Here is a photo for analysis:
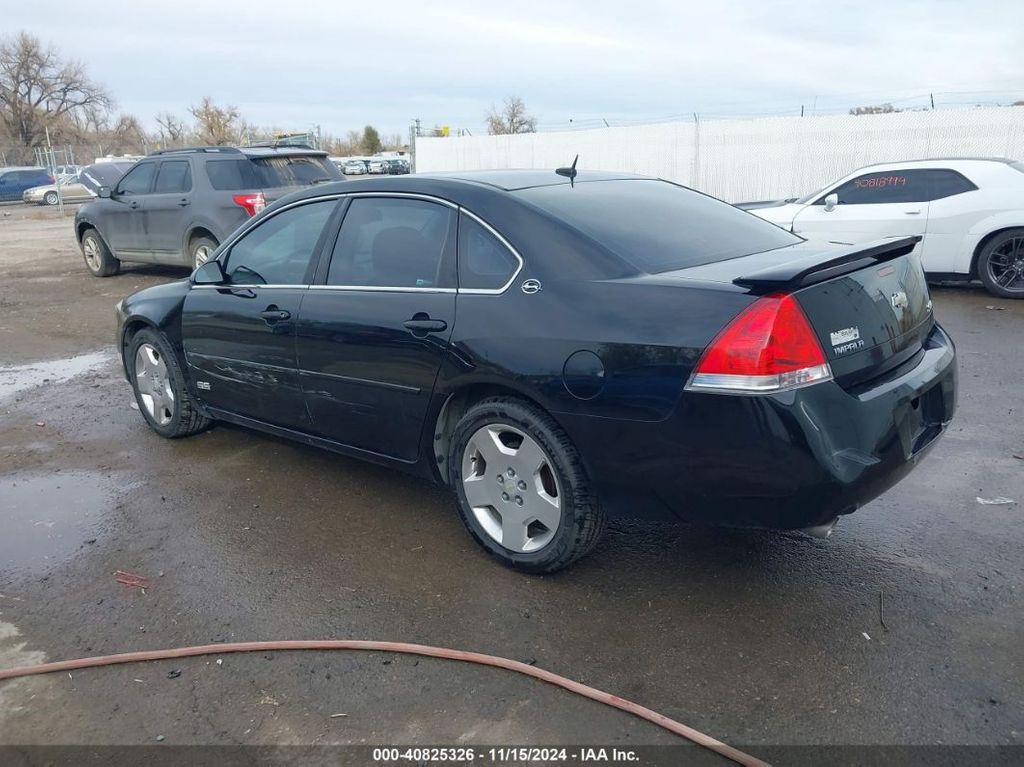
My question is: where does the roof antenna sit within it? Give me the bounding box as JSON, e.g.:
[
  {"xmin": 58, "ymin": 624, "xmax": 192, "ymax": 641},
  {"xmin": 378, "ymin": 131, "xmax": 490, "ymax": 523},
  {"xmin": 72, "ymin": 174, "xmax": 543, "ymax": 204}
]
[{"xmin": 555, "ymin": 155, "xmax": 579, "ymax": 187}]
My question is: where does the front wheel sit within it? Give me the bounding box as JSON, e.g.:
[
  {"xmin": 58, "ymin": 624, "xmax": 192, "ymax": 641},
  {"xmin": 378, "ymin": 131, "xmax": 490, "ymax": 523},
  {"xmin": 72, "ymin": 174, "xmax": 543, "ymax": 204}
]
[
  {"xmin": 81, "ymin": 229, "xmax": 120, "ymax": 277},
  {"xmin": 978, "ymin": 228, "xmax": 1024, "ymax": 298},
  {"xmin": 128, "ymin": 328, "xmax": 210, "ymax": 438},
  {"xmin": 44, "ymin": 191, "xmax": 59, "ymax": 206},
  {"xmin": 448, "ymin": 397, "xmax": 606, "ymax": 573}
]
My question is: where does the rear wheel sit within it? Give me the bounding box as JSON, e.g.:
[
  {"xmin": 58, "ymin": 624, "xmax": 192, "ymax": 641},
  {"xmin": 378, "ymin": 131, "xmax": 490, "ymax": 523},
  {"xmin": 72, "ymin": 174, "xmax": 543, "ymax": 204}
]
[
  {"xmin": 128, "ymin": 328, "xmax": 210, "ymax": 438},
  {"xmin": 449, "ymin": 397, "xmax": 606, "ymax": 573},
  {"xmin": 81, "ymin": 229, "xmax": 120, "ymax": 277},
  {"xmin": 190, "ymin": 236, "xmax": 218, "ymax": 269},
  {"xmin": 978, "ymin": 228, "xmax": 1024, "ymax": 298},
  {"xmin": 43, "ymin": 191, "xmax": 58, "ymax": 206}
]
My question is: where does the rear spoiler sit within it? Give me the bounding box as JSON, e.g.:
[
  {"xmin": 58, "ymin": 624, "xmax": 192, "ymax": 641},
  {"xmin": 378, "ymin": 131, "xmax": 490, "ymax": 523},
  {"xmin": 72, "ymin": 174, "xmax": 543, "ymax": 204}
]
[{"xmin": 733, "ymin": 236, "xmax": 921, "ymax": 293}]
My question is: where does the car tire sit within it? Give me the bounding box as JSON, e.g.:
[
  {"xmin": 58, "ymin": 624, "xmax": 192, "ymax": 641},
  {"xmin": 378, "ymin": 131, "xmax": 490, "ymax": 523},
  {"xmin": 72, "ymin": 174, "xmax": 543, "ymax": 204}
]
[
  {"xmin": 977, "ymin": 228, "xmax": 1024, "ymax": 298},
  {"xmin": 81, "ymin": 229, "xmax": 120, "ymax": 277},
  {"xmin": 44, "ymin": 191, "xmax": 58, "ymax": 206},
  {"xmin": 190, "ymin": 236, "xmax": 218, "ymax": 269},
  {"xmin": 448, "ymin": 397, "xmax": 606, "ymax": 573},
  {"xmin": 128, "ymin": 328, "xmax": 211, "ymax": 439}
]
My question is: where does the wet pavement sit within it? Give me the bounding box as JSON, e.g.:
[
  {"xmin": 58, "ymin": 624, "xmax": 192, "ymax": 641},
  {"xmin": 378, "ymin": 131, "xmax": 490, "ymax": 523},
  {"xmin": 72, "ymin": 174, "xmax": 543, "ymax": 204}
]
[{"xmin": 0, "ymin": 205, "xmax": 1021, "ymax": 756}]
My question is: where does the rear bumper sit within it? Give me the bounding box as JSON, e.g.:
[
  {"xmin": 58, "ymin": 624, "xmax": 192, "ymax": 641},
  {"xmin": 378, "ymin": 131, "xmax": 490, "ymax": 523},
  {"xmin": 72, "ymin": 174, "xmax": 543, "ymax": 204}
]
[{"xmin": 557, "ymin": 322, "xmax": 957, "ymax": 529}]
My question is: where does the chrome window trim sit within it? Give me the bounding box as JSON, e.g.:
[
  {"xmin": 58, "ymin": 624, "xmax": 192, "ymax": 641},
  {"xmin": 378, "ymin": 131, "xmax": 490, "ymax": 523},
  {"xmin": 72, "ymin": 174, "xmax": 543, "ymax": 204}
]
[
  {"xmin": 456, "ymin": 208, "xmax": 524, "ymax": 295},
  {"xmin": 197, "ymin": 191, "xmax": 525, "ymax": 296}
]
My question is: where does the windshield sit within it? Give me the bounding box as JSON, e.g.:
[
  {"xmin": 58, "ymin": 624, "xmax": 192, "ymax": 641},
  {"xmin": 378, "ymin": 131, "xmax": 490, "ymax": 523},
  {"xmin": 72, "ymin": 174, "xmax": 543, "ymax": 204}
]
[{"xmin": 517, "ymin": 179, "xmax": 801, "ymax": 273}]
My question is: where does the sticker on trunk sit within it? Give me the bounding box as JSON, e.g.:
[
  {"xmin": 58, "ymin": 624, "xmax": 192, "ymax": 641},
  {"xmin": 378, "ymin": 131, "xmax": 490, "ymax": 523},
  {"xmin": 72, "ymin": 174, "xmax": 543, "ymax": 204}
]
[{"xmin": 830, "ymin": 327, "xmax": 860, "ymax": 347}]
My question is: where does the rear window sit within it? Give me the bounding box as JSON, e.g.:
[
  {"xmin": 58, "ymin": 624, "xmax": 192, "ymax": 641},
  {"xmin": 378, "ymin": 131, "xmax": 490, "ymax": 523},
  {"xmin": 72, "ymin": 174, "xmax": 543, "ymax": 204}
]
[
  {"xmin": 205, "ymin": 155, "xmax": 339, "ymax": 191},
  {"xmin": 516, "ymin": 180, "xmax": 800, "ymax": 273}
]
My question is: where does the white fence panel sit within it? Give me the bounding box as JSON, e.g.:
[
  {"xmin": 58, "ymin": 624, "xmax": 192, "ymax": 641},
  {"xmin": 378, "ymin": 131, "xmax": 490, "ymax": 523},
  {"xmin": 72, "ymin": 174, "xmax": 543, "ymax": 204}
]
[{"xmin": 416, "ymin": 108, "xmax": 1024, "ymax": 202}]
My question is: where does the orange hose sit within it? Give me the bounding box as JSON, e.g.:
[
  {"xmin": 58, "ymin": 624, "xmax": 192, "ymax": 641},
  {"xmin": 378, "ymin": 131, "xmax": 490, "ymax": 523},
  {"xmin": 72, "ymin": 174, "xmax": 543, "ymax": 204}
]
[{"xmin": 0, "ymin": 639, "xmax": 768, "ymax": 767}]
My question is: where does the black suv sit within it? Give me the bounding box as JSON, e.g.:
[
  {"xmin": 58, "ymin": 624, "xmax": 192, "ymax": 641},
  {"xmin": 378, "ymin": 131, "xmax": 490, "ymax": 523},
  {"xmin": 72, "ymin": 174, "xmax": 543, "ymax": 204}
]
[{"xmin": 74, "ymin": 146, "xmax": 341, "ymax": 276}]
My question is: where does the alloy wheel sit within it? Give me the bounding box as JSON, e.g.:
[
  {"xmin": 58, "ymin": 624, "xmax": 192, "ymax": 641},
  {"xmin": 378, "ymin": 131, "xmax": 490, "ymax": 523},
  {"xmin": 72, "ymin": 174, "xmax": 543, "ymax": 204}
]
[
  {"xmin": 193, "ymin": 245, "xmax": 211, "ymax": 268},
  {"xmin": 461, "ymin": 424, "xmax": 561, "ymax": 553},
  {"xmin": 135, "ymin": 343, "xmax": 175, "ymax": 426},
  {"xmin": 987, "ymin": 236, "xmax": 1024, "ymax": 294},
  {"xmin": 82, "ymin": 236, "xmax": 101, "ymax": 272}
]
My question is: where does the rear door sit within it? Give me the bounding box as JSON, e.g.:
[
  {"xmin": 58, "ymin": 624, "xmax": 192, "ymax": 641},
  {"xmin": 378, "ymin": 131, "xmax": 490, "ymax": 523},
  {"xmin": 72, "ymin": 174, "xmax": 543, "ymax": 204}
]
[
  {"xmin": 182, "ymin": 198, "xmax": 339, "ymax": 429},
  {"xmin": 295, "ymin": 195, "xmax": 457, "ymax": 460},
  {"xmin": 145, "ymin": 159, "xmax": 194, "ymax": 261},
  {"xmin": 107, "ymin": 161, "xmax": 157, "ymax": 255},
  {"xmin": 791, "ymin": 169, "xmax": 930, "ymax": 247}
]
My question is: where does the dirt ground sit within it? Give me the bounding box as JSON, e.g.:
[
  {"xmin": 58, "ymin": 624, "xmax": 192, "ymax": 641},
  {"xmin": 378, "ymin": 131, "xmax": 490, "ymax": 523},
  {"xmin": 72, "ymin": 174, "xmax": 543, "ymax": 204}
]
[{"xmin": 0, "ymin": 203, "xmax": 1022, "ymax": 763}]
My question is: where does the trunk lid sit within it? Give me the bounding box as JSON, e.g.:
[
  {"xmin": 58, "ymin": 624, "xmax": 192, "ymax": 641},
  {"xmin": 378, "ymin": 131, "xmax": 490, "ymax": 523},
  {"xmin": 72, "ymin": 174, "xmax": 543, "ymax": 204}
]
[{"xmin": 667, "ymin": 237, "xmax": 934, "ymax": 387}]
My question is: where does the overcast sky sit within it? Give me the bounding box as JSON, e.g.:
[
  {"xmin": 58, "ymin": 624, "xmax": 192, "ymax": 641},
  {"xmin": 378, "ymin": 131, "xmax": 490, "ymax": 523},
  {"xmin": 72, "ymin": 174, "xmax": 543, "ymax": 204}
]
[{"xmin": 6, "ymin": 0, "xmax": 1024, "ymax": 138}]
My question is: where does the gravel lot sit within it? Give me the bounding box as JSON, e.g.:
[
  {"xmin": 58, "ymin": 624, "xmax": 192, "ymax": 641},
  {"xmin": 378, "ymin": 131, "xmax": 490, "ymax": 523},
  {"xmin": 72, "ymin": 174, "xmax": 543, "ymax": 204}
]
[{"xmin": 0, "ymin": 204, "xmax": 1021, "ymax": 762}]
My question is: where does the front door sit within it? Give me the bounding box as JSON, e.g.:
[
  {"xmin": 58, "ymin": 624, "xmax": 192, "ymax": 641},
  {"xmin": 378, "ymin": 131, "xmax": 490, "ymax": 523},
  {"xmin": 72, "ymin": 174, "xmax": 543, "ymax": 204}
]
[
  {"xmin": 792, "ymin": 168, "xmax": 930, "ymax": 249},
  {"xmin": 106, "ymin": 160, "xmax": 157, "ymax": 256},
  {"xmin": 145, "ymin": 159, "xmax": 194, "ymax": 262},
  {"xmin": 296, "ymin": 195, "xmax": 457, "ymax": 461},
  {"xmin": 182, "ymin": 198, "xmax": 338, "ymax": 429}
]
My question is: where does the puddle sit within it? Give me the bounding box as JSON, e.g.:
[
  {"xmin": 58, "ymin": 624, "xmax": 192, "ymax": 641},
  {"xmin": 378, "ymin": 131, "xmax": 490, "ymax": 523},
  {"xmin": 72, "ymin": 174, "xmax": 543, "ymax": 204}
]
[
  {"xmin": 0, "ymin": 472, "xmax": 116, "ymax": 574},
  {"xmin": 0, "ymin": 351, "xmax": 115, "ymax": 402}
]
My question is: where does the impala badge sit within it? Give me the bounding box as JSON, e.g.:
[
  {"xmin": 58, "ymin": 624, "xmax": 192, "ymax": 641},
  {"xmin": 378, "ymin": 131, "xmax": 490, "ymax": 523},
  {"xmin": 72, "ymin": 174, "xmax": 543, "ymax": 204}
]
[
  {"xmin": 830, "ymin": 326, "xmax": 860, "ymax": 347},
  {"xmin": 891, "ymin": 290, "xmax": 909, "ymax": 309}
]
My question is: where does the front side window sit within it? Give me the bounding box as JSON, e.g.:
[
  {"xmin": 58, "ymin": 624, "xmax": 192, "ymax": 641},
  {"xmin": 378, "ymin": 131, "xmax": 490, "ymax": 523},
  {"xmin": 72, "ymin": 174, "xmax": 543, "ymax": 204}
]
[
  {"xmin": 117, "ymin": 163, "xmax": 156, "ymax": 196},
  {"xmin": 820, "ymin": 170, "xmax": 931, "ymax": 205},
  {"xmin": 223, "ymin": 200, "xmax": 336, "ymax": 285},
  {"xmin": 327, "ymin": 197, "xmax": 455, "ymax": 288},
  {"xmin": 153, "ymin": 161, "xmax": 192, "ymax": 194},
  {"xmin": 458, "ymin": 214, "xmax": 519, "ymax": 290}
]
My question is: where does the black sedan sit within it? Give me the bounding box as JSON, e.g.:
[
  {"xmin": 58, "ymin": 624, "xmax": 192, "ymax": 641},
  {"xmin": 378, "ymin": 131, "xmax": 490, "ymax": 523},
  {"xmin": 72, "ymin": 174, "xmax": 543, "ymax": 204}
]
[{"xmin": 115, "ymin": 170, "xmax": 957, "ymax": 572}]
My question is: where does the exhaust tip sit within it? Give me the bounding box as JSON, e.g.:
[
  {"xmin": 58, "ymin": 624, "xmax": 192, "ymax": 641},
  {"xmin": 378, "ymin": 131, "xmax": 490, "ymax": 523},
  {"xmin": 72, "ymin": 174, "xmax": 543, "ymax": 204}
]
[{"xmin": 800, "ymin": 517, "xmax": 839, "ymax": 539}]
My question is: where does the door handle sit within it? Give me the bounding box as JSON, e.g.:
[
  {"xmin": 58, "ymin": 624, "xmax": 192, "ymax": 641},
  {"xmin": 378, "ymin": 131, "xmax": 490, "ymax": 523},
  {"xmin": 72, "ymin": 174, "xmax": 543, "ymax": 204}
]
[
  {"xmin": 904, "ymin": 210, "xmax": 922, "ymax": 215},
  {"xmin": 259, "ymin": 306, "xmax": 291, "ymax": 323},
  {"xmin": 129, "ymin": 201, "xmax": 140, "ymax": 209},
  {"xmin": 177, "ymin": 198, "xmax": 189, "ymax": 207},
  {"xmin": 403, "ymin": 317, "xmax": 447, "ymax": 334}
]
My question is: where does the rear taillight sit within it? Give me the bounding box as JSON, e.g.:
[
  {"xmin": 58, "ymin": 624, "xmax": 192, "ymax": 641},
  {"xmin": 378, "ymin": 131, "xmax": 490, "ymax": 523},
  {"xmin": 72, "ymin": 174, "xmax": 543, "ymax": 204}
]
[
  {"xmin": 232, "ymin": 191, "xmax": 266, "ymax": 217},
  {"xmin": 686, "ymin": 293, "xmax": 832, "ymax": 394}
]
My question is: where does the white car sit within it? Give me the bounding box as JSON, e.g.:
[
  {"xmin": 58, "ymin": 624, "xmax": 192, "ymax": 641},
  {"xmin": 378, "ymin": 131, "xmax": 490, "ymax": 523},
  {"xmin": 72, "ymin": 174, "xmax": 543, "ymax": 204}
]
[
  {"xmin": 343, "ymin": 160, "xmax": 367, "ymax": 175},
  {"xmin": 741, "ymin": 158, "xmax": 1024, "ymax": 298}
]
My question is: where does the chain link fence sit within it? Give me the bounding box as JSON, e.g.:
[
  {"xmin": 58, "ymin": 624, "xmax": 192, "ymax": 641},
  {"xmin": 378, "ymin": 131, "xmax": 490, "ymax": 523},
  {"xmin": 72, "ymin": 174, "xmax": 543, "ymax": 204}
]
[{"xmin": 415, "ymin": 107, "xmax": 1024, "ymax": 203}]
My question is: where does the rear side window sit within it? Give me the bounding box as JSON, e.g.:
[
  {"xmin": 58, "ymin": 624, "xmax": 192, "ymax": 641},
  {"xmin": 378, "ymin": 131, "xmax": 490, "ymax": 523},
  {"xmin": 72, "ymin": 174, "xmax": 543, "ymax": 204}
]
[
  {"xmin": 458, "ymin": 214, "xmax": 519, "ymax": 290},
  {"xmin": 205, "ymin": 160, "xmax": 253, "ymax": 190},
  {"xmin": 822, "ymin": 170, "xmax": 931, "ymax": 205},
  {"xmin": 926, "ymin": 169, "xmax": 977, "ymax": 200},
  {"xmin": 153, "ymin": 161, "xmax": 192, "ymax": 194},
  {"xmin": 517, "ymin": 180, "xmax": 800, "ymax": 273},
  {"xmin": 327, "ymin": 197, "xmax": 455, "ymax": 288},
  {"xmin": 117, "ymin": 163, "xmax": 156, "ymax": 195},
  {"xmin": 224, "ymin": 200, "xmax": 336, "ymax": 285}
]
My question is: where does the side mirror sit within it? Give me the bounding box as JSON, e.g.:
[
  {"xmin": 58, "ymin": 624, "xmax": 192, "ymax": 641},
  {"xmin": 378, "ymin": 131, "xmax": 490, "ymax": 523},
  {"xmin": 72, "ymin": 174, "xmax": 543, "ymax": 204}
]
[
  {"xmin": 823, "ymin": 193, "xmax": 838, "ymax": 212},
  {"xmin": 192, "ymin": 259, "xmax": 226, "ymax": 285},
  {"xmin": 98, "ymin": 186, "xmax": 111, "ymax": 199}
]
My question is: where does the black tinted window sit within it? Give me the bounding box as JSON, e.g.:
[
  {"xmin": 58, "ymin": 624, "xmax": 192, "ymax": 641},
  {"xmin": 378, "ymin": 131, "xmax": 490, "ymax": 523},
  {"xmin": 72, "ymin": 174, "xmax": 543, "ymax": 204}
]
[
  {"xmin": 823, "ymin": 170, "xmax": 931, "ymax": 205},
  {"xmin": 205, "ymin": 156, "xmax": 338, "ymax": 190},
  {"xmin": 327, "ymin": 197, "xmax": 455, "ymax": 288},
  {"xmin": 224, "ymin": 200, "xmax": 336, "ymax": 285},
  {"xmin": 927, "ymin": 169, "xmax": 977, "ymax": 200},
  {"xmin": 117, "ymin": 163, "xmax": 156, "ymax": 195},
  {"xmin": 459, "ymin": 214, "xmax": 519, "ymax": 290},
  {"xmin": 153, "ymin": 161, "xmax": 192, "ymax": 193},
  {"xmin": 517, "ymin": 180, "xmax": 800, "ymax": 273}
]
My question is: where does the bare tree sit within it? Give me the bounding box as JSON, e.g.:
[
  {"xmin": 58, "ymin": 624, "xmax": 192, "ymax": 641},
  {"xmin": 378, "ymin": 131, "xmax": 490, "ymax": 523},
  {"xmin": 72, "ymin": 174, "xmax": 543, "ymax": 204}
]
[
  {"xmin": 486, "ymin": 96, "xmax": 537, "ymax": 135},
  {"xmin": 849, "ymin": 103, "xmax": 900, "ymax": 116},
  {"xmin": 0, "ymin": 31, "xmax": 113, "ymax": 149},
  {"xmin": 189, "ymin": 97, "xmax": 242, "ymax": 145},
  {"xmin": 382, "ymin": 132, "xmax": 404, "ymax": 150},
  {"xmin": 155, "ymin": 111, "xmax": 188, "ymax": 147}
]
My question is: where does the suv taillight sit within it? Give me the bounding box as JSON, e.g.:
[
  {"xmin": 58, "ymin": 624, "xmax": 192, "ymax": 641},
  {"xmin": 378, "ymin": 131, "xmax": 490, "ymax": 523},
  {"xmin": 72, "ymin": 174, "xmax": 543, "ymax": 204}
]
[
  {"xmin": 686, "ymin": 294, "xmax": 832, "ymax": 394},
  {"xmin": 232, "ymin": 192, "xmax": 266, "ymax": 217}
]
